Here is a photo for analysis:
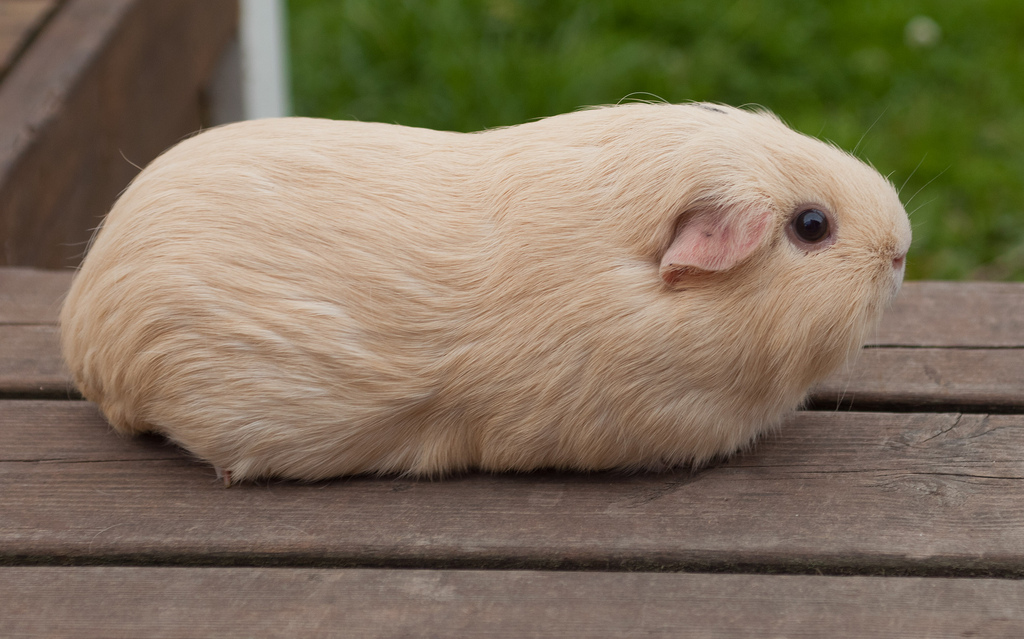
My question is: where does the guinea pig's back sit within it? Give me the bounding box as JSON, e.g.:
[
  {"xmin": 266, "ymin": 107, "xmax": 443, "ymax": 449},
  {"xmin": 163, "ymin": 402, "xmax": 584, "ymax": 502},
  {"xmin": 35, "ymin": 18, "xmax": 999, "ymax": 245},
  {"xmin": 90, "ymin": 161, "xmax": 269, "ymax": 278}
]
[{"xmin": 60, "ymin": 118, "xmax": 491, "ymax": 478}]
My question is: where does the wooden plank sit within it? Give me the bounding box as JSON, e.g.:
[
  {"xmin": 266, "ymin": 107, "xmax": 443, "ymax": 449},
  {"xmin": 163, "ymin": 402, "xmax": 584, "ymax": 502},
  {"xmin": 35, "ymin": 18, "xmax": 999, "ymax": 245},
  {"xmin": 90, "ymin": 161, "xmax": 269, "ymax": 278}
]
[
  {"xmin": 1, "ymin": 568, "xmax": 1022, "ymax": 638},
  {"xmin": 3, "ymin": 401, "xmax": 1024, "ymax": 574},
  {"xmin": 0, "ymin": 401, "xmax": 169, "ymax": 461},
  {"xmin": 0, "ymin": 0, "xmax": 57, "ymax": 78},
  {"xmin": 0, "ymin": 269, "xmax": 71, "ymax": 397},
  {"xmin": 809, "ymin": 347, "xmax": 1024, "ymax": 412},
  {"xmin": 0, "ymin": 0, "xmax": 238, "ymax": 268},
  {"xmin": 0, "ymin": 325, "xmax": 71, "ymax": 397},
  {"xmin": 868, "ymin": 281, "xmax": 1024, "ymax": 348},
  {"xmin": 0, "ymin": 267, "xmax": 72, "ymax": 323}
]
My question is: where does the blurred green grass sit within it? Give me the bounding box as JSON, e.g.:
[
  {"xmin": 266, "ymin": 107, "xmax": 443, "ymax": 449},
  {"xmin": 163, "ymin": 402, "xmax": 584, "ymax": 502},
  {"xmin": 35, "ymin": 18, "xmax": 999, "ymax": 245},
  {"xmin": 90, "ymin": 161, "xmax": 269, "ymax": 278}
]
[{"xmin": 287, "ymin": 0, "xmax": 1024, "ymax": 281}]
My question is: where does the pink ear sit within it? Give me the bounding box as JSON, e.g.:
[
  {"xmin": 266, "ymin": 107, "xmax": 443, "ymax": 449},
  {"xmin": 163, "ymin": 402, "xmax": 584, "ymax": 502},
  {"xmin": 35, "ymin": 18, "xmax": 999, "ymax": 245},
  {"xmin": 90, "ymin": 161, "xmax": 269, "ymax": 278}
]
[{"xmin": 659, "ymin": 206, "xmax": 772, "ymax": 285}]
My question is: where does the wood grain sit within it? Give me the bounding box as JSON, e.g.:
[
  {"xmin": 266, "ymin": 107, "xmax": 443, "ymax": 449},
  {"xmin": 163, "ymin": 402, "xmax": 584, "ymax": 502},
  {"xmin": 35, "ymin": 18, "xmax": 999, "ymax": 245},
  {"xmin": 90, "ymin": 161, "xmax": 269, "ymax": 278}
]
[
  {"xmin": 868, "ymin": 281, "xmax": 1024, "ymax": 347},
  {"xmin": 0, "ymin": 0, "xmax": 57, "ymax": 78},
  {"xmin": 2, "ymin": 567, "xmax": 1022, "ymax": 638},
  {"xmin": 0, "ymin": 268, "xmax": 72, "ymax": 397},
  {"xmin": 0, "ymin": 325, "xmax": 71, "ymax": 397},
  {"xmin": 0, "ymin": 267, "xmax": 72, "ymax": 323},
  {"xmin": 0, "ymin": 0, "xmax": 238, "ymax": 268},
  {"xmin": 3, "ymin": 401, "xmax": 1024, "ymax": 574},
  {"xmin": 809, "ymin": 347, "xmax": 1024, "ymax": 412}
]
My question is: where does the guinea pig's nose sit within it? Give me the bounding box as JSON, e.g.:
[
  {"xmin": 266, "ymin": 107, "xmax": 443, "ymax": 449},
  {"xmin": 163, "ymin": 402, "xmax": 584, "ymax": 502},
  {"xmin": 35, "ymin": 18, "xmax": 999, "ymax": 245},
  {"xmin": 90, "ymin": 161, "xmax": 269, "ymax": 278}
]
[{"xmin": 892, "ymin": 253, "xmax": 906, "ymax": 270}]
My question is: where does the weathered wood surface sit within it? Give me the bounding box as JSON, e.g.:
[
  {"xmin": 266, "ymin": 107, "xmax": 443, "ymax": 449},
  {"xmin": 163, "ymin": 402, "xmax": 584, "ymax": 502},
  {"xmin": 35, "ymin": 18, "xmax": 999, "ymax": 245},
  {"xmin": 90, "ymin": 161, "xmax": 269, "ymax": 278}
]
[
  {"xmin": 3, "ymin": 401, "xmax": 1023, "ymax": 574},
  {"xmin": 865, "ymin": 281, "xmax": 1024, "ymax": 347},
  {"xmin": 808, "ymin": 348, "xmax": 1024, "ymax": 412},
  {"xmin": 0, "ymin": 269, "xmax": 73, "ymax": 396},
  {"xmin": 0, "ymin": 0, "xmax": 238, "ymax": 268},
  {"xmin": 0, "ymin": 0, "xmax": 57, "ymax": 78},
  {"xmin": 2, "ymin": 567, "xmax": 1022, "ymax": 639},
  {"xmin": 0, "ymin": 325, "xmax": 70, "ymax": 397},
  {"xmin": 3, "ymin": 271, "xmax": 1022, "ymax": 409},
  {"xmin": 0, "ymin": 267, "xmax": 71, "ymax": 323}
]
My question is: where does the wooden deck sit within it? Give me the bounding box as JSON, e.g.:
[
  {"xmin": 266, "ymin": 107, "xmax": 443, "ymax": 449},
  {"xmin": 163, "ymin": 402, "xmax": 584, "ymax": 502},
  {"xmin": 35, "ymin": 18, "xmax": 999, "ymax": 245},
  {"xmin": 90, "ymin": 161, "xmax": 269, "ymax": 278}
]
[{"xmin": 3, "ymin": 267, "xmax": 1024, "ymax": 636}]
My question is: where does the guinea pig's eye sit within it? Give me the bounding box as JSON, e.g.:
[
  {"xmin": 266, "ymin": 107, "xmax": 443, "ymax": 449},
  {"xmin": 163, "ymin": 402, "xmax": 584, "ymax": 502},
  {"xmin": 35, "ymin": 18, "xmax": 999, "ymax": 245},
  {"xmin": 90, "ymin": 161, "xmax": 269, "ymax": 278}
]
[{"xmin": 793, "ymin": 209, "xmax": 829, "ymax": 243}]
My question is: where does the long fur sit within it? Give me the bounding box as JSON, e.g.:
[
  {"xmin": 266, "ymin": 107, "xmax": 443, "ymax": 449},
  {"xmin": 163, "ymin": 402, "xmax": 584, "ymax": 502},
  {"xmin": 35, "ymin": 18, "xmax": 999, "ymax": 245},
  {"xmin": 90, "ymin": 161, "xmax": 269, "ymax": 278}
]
[{"xmin": 60, "ymin": 103, "xmax": 912, "ymax": 482}]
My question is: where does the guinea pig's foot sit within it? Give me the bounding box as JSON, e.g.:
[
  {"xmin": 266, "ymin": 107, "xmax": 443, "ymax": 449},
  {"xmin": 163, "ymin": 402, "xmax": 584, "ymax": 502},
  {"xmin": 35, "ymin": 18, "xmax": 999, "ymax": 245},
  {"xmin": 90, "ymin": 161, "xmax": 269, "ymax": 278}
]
[{"xmin": 214, "ymin": 466, "xmax": 233, "ymax": 487}]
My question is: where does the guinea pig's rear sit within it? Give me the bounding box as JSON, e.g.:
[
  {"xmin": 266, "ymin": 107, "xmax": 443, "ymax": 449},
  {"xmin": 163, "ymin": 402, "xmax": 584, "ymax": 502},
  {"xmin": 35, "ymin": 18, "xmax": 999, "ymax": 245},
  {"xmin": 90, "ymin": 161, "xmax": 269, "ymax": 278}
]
[
  {"xmin": 60, "ymin": 104, "xmax": 911, "ymax": 483},
  {"xmin": 60, "ymin": 118, "xmax": 488, "ymax": 480}
]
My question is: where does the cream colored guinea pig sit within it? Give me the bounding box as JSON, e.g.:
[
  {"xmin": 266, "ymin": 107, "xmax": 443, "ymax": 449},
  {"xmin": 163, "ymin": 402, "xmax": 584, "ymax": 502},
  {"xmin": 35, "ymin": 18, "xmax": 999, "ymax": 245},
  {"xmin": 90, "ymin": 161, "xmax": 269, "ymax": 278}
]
[{"xmin": 60, "ymin": 103, "xmax": 911, "ymax": 484}]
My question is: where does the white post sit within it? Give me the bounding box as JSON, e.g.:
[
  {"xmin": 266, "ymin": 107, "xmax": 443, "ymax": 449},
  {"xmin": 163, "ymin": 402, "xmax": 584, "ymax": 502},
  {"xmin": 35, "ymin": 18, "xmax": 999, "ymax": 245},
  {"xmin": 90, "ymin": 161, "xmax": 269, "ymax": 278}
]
[
  {"xmin": 208, "ymin": 0, "xmax": 291, "ymax": 124},
  {"xmin": 239, "ymin": 0, "xmax": 291, "ymax": 119}
]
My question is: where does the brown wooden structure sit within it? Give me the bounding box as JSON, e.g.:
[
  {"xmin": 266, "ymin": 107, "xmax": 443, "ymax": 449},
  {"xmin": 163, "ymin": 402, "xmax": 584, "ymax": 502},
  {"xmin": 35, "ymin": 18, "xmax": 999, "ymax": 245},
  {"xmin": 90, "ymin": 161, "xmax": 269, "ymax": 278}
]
[{"xmin": 0, "ymin": 0, "xmax": 237, "ymax": 269}]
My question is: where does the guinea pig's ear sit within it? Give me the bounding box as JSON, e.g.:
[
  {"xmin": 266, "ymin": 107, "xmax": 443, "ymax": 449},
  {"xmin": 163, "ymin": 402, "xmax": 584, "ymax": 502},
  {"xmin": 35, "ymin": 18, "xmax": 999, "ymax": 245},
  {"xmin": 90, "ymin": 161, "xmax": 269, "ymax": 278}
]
[{"xmin": 659, "ymin": 205, "xmax": 772, "ymax": 286}]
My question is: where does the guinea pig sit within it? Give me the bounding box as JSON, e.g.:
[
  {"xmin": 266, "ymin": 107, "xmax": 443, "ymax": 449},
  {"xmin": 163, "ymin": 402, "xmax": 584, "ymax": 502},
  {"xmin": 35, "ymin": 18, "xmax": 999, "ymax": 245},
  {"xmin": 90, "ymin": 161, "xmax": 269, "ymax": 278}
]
[{"xmin": 60, "ymin": 102, "xmax": 911, "ymax": 485}]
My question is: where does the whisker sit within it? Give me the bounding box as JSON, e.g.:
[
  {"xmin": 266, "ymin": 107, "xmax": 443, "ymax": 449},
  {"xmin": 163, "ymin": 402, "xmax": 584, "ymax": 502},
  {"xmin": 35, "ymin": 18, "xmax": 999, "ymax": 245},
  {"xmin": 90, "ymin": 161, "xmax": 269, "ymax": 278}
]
[
  {"xmin": 899, "ymin": 154, "xmax": 927, "ymax": 195},
  {"xmin": 854, "ymin": 106, "xmax": 888, "ymax": 155},
  {"xmin": 908, "ymin": 196, "xmax": 939, "ymax": 219},
  {"xmin": 904, "ymin": 165, "xmax": 949, "ymax": 208}
]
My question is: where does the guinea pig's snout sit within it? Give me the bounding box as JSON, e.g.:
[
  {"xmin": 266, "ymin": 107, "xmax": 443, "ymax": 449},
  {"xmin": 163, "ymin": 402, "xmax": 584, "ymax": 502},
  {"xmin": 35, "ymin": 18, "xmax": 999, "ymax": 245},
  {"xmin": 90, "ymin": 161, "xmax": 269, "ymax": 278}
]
[{"xmin": 890, "ymin": 249, "xmax": 908, "ymax": 292}]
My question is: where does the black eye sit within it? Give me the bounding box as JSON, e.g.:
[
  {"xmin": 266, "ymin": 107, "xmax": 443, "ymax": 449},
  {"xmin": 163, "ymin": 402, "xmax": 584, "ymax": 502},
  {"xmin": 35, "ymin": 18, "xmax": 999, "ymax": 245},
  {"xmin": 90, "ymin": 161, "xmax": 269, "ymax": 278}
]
[{"xmin": 793, "ymin": 209, "xmax": 829, "ymax": 242}]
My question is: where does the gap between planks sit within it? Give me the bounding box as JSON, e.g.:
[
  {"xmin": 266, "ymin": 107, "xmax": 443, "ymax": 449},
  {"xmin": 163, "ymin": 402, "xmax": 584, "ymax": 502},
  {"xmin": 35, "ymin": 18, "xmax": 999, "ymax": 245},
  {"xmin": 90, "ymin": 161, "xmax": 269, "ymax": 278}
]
[{"xmin": 4, "ymin": 548, "xmax": 1024, "ymax": 580}]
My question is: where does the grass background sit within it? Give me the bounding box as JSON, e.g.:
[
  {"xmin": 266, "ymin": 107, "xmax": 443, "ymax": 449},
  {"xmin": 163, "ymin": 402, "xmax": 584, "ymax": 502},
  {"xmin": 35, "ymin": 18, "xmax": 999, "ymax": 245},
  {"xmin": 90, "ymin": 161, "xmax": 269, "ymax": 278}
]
[{"xmin": 287, "ymin": 0, "xmax": 1024, "ymax": 281}]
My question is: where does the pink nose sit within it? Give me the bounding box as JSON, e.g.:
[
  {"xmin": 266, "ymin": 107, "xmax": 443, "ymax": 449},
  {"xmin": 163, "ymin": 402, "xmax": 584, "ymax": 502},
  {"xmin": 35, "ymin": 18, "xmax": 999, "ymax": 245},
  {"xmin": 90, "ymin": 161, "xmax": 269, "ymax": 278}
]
[{"xmin": 893, "ymin": 253, "xmax": 906, "ymax": 270}]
